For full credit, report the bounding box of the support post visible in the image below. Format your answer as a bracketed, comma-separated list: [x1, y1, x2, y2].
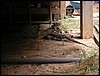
[60, 1, 66, 19]
[80, 1, 93, 39]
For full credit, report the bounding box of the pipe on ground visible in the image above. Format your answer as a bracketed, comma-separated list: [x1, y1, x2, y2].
[1, 57, 86, 64]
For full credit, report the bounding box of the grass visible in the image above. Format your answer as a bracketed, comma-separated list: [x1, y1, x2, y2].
[68, 50, 99, 75]
[61, 17, 80, 30]
[60, 51, 99, 75]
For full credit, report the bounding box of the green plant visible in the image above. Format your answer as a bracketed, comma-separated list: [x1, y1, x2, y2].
[76, 51, 99, 75]
[61, 18, 80, 30]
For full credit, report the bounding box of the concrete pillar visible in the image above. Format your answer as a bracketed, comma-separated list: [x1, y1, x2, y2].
[81, 1, 93, 39]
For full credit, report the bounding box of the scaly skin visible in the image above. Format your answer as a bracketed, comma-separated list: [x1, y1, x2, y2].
[45, 33, 97, 50]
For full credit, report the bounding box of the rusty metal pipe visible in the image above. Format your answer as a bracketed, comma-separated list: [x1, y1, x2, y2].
[1, 57, 86, 64]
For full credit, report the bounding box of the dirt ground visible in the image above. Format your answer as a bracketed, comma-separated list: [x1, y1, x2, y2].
[1, 30, 99, 75]
[1, 3, 99, 75]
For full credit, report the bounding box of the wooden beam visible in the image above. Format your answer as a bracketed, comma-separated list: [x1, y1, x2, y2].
[31, 21, 61, 24]
[31, 8, 49, 14]
[9, 2, 12, 25]
[81, 1, 93, 39]
[31, 21, 50, 24]
[29, 1, 31, 25]
[60, 1, 66, 18]
[51, 21, 61, 23]
[66, 1, 71, 6]
[93, 25, 99, 46]
[94, 25, 99, 33]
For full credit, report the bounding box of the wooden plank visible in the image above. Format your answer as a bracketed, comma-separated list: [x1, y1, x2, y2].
[50, 9, 60, 14]
[93, 35, 99, 46]
[31, 8, 49, 14]
[50, 1, 61, 23]
[81, 1, 93, 39]
[50, 9, 52, 24]
[94, 25, 99, 33]
[93, 27, 99, 42]
[93, 27, 99, 46]
[60, 1, 66, 18]
[31, 21, 61, 24]
[51, 21, 61, 23]
[31, 21, 50, 24]
[66, 1, 71, 6]
[29, 1, 31, 25]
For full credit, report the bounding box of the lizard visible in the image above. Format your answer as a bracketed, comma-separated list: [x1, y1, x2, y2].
[43, 33, 97, 49]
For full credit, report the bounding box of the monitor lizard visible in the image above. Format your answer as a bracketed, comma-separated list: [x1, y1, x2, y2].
[43, 33, 97, 49]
